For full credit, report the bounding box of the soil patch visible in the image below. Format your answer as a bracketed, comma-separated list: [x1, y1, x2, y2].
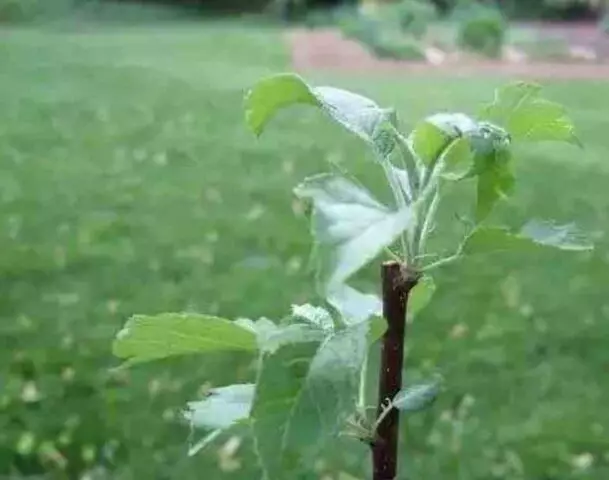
[288, 25, 609, 80]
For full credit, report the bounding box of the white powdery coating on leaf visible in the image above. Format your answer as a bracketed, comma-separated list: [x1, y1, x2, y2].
[291, 304, 334, 332]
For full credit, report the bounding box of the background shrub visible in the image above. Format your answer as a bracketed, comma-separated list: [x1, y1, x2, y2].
[0, 0, 74, 22]
[456, 5, 507, 58]
[396, 0, 438, 39]
[339, 10, 426, 60]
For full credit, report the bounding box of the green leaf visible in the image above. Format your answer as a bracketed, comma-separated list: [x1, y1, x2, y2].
[475, 150, 515, 222]
[461, 226, 536, 255]
[113, 313, 257, 367]
[368, 316, 387, 345]
[244, 73, 319, 136]
[252, 323, 370, 479]
[408, 275, 436, 318]
[290, 304, 334, 332]
[410, 113, 478, 166]
[323, 283, 387, 343]
[392, 380, 441, 413]
[467, 122, 512, 160]
[410, 120, 452, 165]
[520, 219, 593, 251]
[440, 137, 474, 180]
[372, 120, 398, 158]
[326, 283, 382, 325]
[245, 73, 394, 154]
[387, 163, 415, 203]
[442, 121, 514, 222]
[480, 81, 580, 146]
[235, 317, 326, 353]
[312, 86, 391, 146]
[184, 383, 254, 456]
[421, 112, 479, 138]
[295, 174, 412, 286]
[410, 114, 491, 187]
[461, 220, 593, 255]
[324, 283, 386, 343]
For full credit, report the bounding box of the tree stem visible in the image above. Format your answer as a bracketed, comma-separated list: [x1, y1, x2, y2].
[372, 261, 418, 480]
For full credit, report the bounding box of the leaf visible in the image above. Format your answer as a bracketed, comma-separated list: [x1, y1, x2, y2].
[252, 341, 320, 478]
[474, 150, 515, 222]
[326, 283, 382, 325]
[421, 112, 479, 138]
[245, 73, 394, 154]
[186, 384, 254, 430]
[392, 380, 441, 413]
[290, 304, 334, 332]
[408, 275, 436, 318]
[461, 220, 593, 256]
[467, 122, 512, 160]
[184, 383, 254, 456]
[520, 219, 593, 251]
[440, 121, 514, 222]
[244, 73, 319, 136]
[235, 317, 326, 353]
[461, 226, 536, 255]
[252, 322, 370, 479]
[410, 114, 493, 188]
[113, 313, 257, 367]
[324, 283, 386, 344]
[368, 316, 388, 345]
[410, 113, 479, 167]
[480, 81, 580, 146]
[295, 174, 412, 286]
[314, 86, 392, 147]
[372, 121, 398, 158]
[410, 119, 452, 165]
[439, 137, 474, 180]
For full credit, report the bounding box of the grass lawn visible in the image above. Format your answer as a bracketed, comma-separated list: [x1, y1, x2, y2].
[1, 17, 609, 480]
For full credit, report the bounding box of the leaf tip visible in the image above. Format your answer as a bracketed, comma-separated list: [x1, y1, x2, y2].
[571, 134, 584, 149]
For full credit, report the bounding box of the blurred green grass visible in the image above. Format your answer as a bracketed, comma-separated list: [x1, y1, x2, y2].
[1, 17, 609, 480]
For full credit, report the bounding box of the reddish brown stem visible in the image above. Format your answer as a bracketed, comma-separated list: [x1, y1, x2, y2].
[372, 261, 418, 480]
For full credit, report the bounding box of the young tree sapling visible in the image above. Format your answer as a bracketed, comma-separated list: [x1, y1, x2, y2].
[112, 74, 591, 480]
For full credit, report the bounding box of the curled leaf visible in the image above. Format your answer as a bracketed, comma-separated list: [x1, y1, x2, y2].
[295, 174, 411, 286]
[245, 73, 395, 155]
[420, 112, 479, 138]
[409, 113, 478, 168]
[244, 73, 319, 136]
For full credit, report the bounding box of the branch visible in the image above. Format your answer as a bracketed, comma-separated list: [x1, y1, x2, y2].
[372, 261, 419, 480]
